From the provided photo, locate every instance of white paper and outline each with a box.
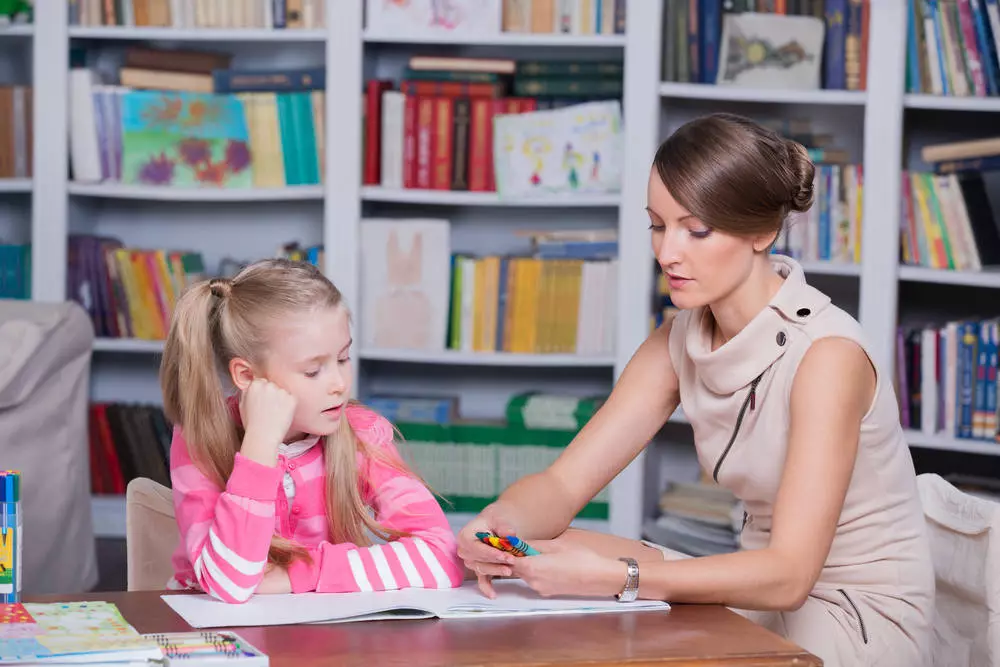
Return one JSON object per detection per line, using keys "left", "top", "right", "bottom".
{"left": 162, "top": 580, "right": 669, "bottom": 628}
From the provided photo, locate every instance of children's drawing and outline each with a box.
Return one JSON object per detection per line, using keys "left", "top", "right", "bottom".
{"left": 493, "top": 101, "right": 622, "bottom": 198}
{"left": 523, "top": 136, "right": 552, "bottom": 186}
{"left": 360, "top": 219, "right": 451, "bottom": 352}
{"left": 716, "top": 13, "right": 825, "bottom": 90}
{"left": 120, "top": 91, "right": 252, "bottom": 188}
{"left": 366, "top": 0, "right": 501, "bottom": 36}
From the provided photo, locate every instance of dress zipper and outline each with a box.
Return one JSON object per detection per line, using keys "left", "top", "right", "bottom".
{"left": 712, "top": 372, "right": 765, "bottom": 483}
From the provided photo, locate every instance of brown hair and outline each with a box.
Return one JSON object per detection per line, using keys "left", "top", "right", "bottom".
{"left": 653, "top": 112, "right": 815, "bottom": 240}
{"left": 160, "top": 258, "right": 413, "bottom": 566}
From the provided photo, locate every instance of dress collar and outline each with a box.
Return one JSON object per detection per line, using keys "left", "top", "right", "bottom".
{"left": 683, "top": 255, "right": 831, "bottom": 395}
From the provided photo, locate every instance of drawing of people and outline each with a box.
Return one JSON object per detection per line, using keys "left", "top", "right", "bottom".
{"left": 563, "top": 142, "right": 583, "bottom": 189}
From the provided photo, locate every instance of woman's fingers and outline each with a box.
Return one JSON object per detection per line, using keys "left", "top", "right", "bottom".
{"left": 477, "top": 573, "right": 497, "bottom": 599}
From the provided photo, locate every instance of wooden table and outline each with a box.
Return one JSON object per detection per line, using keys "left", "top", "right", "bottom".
{"left": 26, "top": 591, "right": 822, "bottom": 666}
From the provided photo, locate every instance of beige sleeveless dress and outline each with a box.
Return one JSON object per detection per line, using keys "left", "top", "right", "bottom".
{"left": 660, "top": 255, "right": 934, "bottom": 667}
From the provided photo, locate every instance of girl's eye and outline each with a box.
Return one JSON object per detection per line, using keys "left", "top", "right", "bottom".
{"left": 647, "top": 223, "right": 665, "bottom": 231}
{"left": 305, "top": 370, "right": 320, "bottom": 378}
{"left": 337, "top": 357, "right": 351, "bottom": 365}
{"left": 690, "top": 229, "right": 712, "bottom": 239}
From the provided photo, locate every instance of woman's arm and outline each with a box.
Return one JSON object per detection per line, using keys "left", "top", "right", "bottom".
{"left": 490, "top": 322, "right": 681, "bottom": 540}
{"left": 639, "top": 337, "right": 875, "bottom": 610}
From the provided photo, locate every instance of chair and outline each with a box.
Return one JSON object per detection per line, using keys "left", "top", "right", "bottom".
{"left": 918, "top": 472, "right": 1000, "bottom": 667}
{"left": 125, "top": 477, "right": 178, "bottom": 591}
{"left": 0, "top": 300, "right": 97, "bottom": 594}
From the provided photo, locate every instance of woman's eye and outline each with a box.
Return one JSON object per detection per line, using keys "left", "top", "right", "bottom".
{"left": 690, "top": 229, "right": 712, "bottom": 239}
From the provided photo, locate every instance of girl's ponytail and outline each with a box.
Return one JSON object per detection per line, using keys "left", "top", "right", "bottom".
{"left": 160, "top": 280, "right": 240, "bottom": 486}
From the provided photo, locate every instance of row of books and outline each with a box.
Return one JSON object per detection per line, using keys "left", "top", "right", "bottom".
{"left": 364, "top": 56, "right": 623, "bottom": 192}
{"left": 662, "top": 0, "right": 869, "bottom": 90}
{"left": 68, "top": 235, "right": 325, "bottom": 341}
{"left": 446, "top": 251, "right": 619, "bottom": 356}
{"left": 899, "top": 170, "right": 1000, "bottom": 271}
{"left": 69, "top": 0, "right": 323, "bottom": 29}
{"left": 906, "top": 0, "right": 1000, "bottom": 98}
{"left": 0, "top": 85, "right": 32, "bottom": 180}
{"left": 88, "top": 402, "right": 171, "bottom": 495}
{"left": 0, "top": 244, "right": 30, "bottom": 300}
{"left": 777, "top": 163, "right": 864, "bottom": 264}
{"left": 897, "top": 319, "right": 1000, "bottom": 443}
{"left": 69, "top": 68, "right": 325, "bottom": 189}
{"left": 500, "top": 0, "right": 626, "bottom": 34}
{"left": 642, "top": 480, "right": 741, "bottom": 557}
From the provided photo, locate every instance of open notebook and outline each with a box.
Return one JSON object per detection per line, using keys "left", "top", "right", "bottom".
{"left": 162, "top": 580, "right": 670, "bottom": 628}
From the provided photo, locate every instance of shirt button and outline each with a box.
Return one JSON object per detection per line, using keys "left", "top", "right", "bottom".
{"left": 776, "top": 331, "right": 787, "bottom": 346}
{"left": 288, "top": 461, "right": 296, "bottom": 471}
{"left": 292, "top": 505, "right": 301, "bottom": 515}
{"left": 796, "top": 307, "right": 811, "bottom": 317}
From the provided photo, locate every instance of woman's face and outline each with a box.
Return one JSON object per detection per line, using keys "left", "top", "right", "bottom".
{"left": 645, "top": 168, "right": 761, "bottom": 311}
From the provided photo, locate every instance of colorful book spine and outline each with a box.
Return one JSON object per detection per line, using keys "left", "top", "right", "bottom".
{"left": 0, "top": 471, "right": 21, "bottom": 604}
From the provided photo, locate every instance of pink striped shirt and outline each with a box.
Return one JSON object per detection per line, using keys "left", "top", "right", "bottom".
{"left": 168, "top": 405, "right": 465, "bottom": 603}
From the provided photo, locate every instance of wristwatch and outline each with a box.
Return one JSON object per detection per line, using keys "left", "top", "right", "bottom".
{"left": 615, "top": 557, "right": 639, "bottom": 602}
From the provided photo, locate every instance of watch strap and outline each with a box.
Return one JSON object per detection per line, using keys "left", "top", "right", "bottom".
{"left": 615, "top": 557, "right": 639, "bottom": 602}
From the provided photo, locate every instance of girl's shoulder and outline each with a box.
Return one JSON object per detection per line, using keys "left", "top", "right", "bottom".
{"left": 346, "top": 403, "right": 396, "bottom": 450}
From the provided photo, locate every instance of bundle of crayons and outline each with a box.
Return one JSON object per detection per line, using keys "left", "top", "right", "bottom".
{"left": 0, "top": 471, "right": 21, "bottom": 604}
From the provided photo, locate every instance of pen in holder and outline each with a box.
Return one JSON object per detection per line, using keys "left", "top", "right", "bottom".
{"left": 1, "top": 471, "right": 21, "bottom": 603}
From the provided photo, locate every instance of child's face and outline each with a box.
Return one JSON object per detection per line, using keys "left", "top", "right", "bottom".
{"left": 262, "top": 305, "right": 353, "bottom": 441}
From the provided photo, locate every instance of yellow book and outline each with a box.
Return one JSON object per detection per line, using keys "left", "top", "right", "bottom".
{"left": 255, "top": 93, "right": 286, "bottom": 187}
{"left": 112, "top": 249, "right": 151, "bottom": 340}
{"left": 473, "top": 258, "right": 486, "bottom": 352}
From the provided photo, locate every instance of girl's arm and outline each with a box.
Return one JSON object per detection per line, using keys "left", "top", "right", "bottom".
{"left": 285, "top": 413, "right": 465, "bottom": 594}
{"left": 486, "top": 322, "right": 681, "bottom": 539}
{"left": 639, "top": 337, "right": 874, "bottom": 610}
{"left": 171, "top": 428, "right": 283, "bottom": 604}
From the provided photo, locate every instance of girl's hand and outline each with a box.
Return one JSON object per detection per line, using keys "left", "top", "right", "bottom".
{"left": 456, "top": 503, "right": 520, "bottom": 599}
{"left": 256, "top": 564, "right": 292, "bottom": 595}
{"left": 510, "top": 538, "right": 627, "bottom": 600}
{"left": 239, "top": 378, "right": 297, "bottom": 466}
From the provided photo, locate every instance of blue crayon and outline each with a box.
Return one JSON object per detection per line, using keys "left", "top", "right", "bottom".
{"left": 504, "top": 535, "right": 540, "bottom": 556}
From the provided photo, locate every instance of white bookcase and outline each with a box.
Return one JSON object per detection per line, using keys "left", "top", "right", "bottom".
{"left": 16, "top": 1, "right": 1000, "bottom": 542}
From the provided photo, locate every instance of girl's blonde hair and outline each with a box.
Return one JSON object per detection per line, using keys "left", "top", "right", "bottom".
{"left": 160, "top": 258, "right": 413, "bottom": 566}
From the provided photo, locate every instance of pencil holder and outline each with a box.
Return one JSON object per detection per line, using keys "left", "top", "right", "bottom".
{"left": 1, "top": 471, "right": 21, "bottom": 603}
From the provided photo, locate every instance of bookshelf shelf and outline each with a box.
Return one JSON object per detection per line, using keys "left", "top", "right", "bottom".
{"left": 0, "top": 178, "right": 31, "bottom": 193}
{"left": 905, "top": 429, "right": 1000, "bottom": 457}
{"left": 93, "top": 338, "right": 165, "bottom": 354}
{"left": 67, "top": 26, "right": 326, "bottom": 42}
{"left": 359, "top": 348, "right": 616, "bottom": 368}
{"left": 362, "top": 31, "right": 626, "bottom": 48}
{"left": 798, "top": 260, "right": 862, "bottom": 277}
{"left": 68, "top": 182, "right": 324, "bottom": 202}
{"left": 0, "top": 25, "right": 32, "bottom": 37}
{"left": 904, "top": 94, "right": 1000, "bottom": 113}
{"left": 898, "top": 265, "right": 1000, "bottom": 289}
{"left": 360, "top": 186, "right": 620, "bottom": 208}
{"left": 659, "top": 82, "right": 868, "bottom": 106}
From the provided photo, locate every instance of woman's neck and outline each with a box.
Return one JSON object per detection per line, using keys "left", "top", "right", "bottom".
{"left": 708, "top": 256, "right": 785, "bottom": 348}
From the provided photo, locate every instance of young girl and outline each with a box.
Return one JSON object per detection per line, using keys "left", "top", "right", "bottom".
{"left": 159, "top": 259, "right": 465, "bottom": 604}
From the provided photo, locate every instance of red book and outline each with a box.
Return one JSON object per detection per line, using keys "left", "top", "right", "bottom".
{"left": 402, "top": 95, "right": 418, "bottom": 189}
{"left": 432, "top": 98, "right": 453, "bottom": 190}
{"left": 468, "top": 98, "right": 490, "bottom": 192}
{"left": 415, "top": 96, "right": 435, "bottom": 189}
{"left": 363, "top": 80, "right": 392, "bottom": 185}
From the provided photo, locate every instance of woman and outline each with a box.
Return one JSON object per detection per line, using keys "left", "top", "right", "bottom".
{"left": 457, "top": 113, "right": 934, "bottom": 667}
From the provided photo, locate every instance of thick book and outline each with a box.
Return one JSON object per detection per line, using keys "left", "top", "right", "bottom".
{"left": 162, "top": 580, "right": 670, "bottom": 629}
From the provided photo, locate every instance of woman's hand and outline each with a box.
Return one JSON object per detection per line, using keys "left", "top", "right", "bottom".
{"left": 239, "top": 378, "right": 297, "bottom": 466}
{"left": 456, "top": 503, "right": 520, "bottom": 598}
{"left": 510, "top": 538, "right": 627, "bottom": 599}
{"left": 255, "top": 563, "right": 292, "bottom": 595}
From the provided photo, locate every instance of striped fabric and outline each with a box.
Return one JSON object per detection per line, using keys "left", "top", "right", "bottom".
{"left": 167, "top": 405, "right": 465, "bottom": 603}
